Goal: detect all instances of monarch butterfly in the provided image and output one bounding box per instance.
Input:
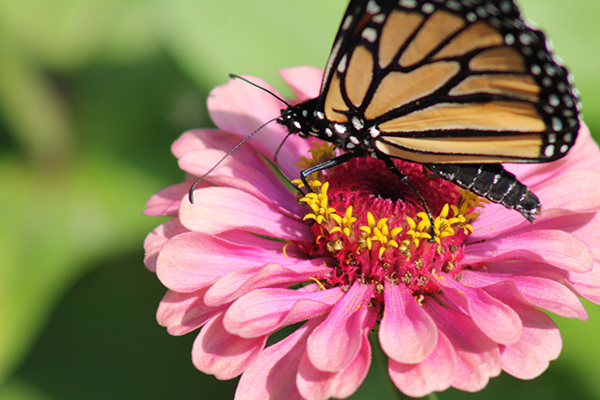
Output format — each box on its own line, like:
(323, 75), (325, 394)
(276, 0), (581, 222)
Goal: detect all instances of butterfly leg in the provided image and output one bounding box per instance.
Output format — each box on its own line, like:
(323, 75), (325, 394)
(382, 157), (436, 241)
(300, 152), (357, 192)
(424, 163), (541, 222)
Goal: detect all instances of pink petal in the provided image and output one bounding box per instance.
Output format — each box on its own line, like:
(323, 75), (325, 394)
(379, 281), (438, 364)
(180, 187), (311, 240)
(508, 124), (600, 185)
(569, 211), (600, 260)
(156, 231), (296, 292)
(569, 261), (600, 304)
(279, 66), (323, 101)
(461, 270), (588, 319)
(425, 300), (501, 392)
(307, 282), (375, 372)
(143, 218), (188, 273)
(499, 303), (562, 379)
(465, 229), (593, 273)
(172, 128), (219, 158)
(143, 182), (190, 216)
(192, 314), (267, 380)
(297, 307), (376, 400)
(207, 77), (310, 178)
(471, 169), (600, 241)
(389, 331), (456, 398)
(224, 287), (344, 338)
(156, 288), (225, 336)
(235, 319), (321, 400)
(179, 148), (300, 215)
(205, 260), (332, 307)
(438, 275), (523, 345)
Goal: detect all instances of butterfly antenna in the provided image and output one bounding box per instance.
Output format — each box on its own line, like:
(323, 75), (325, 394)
(229, 74), (291, 107)
(272, 132), (304, 193)
(188, 116), (279, 204)
(274, 132), (293, 174)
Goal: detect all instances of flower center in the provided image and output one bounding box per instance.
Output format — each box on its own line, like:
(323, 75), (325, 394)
(293, 143), (486, 302)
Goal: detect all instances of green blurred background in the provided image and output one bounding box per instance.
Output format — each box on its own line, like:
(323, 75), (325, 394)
(0, 0), (598, 399)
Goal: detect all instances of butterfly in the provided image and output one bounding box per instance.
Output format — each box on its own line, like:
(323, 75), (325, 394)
(276, 0), (581, 222)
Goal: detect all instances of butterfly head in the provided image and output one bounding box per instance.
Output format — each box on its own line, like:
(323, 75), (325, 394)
(278, 99), (376, 156)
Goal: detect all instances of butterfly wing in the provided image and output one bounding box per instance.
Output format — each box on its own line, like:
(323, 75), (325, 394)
(317, 0), (580, 163)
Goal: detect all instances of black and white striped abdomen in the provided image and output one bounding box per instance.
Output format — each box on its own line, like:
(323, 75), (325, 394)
(425, 163), (540, 222)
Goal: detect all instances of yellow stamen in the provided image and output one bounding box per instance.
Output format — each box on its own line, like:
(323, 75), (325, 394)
(309, 277), (327, 291)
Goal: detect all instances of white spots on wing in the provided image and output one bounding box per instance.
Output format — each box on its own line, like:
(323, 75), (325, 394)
(372, 13), (386, 24)
(544, 145), (555, 158)
(551, 117), (563, 132)
(334, 123), (347, 134)
(422, 3), (435, 14)
(367, 0), (381, 14)
(352, 117), (364, 130)
(342, 15), (353, 30)
(338, 54), (348, 73)
(504, 33), (515, 45)
(548, 94), (560, 107)
(399, 0), (417, 9)
(362, 27), (378, 42)
(446, 0), (462, 11)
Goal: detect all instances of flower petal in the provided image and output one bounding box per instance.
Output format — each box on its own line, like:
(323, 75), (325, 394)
(205, 260), (331, 307)
(425, 300), (501, 392)
(307, 282), (375, 372)
(297, 307), (376, 400)
(156, 231), (294, 292)
(171, 128), (224, 158)
(438, 275), (523, 345)
(143, 218), (188, 273)
(569, 261), (600, 305)
(462, 270), (588, 319)
(389, 331), (456, 398)
(224, 287), (344, 338)
(179, 148), (301, 215)
(143, 182), (190, 217)
(207, 77), (310, 178)
(235, 319), (320, 400)
(181, 187), (311, 240)
(157, 288), (225, 336)
(465, 229), (593, 273)
(192, 314), (267, 380)
(379, 281), (438, 363)
(472, 169), (600, 241)
(499, 303), (562, 379)
(508, 124), (600, 184)
(279, 66), (323, 101)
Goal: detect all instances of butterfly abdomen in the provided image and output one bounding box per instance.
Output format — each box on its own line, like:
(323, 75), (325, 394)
(425, 163), (540, 221)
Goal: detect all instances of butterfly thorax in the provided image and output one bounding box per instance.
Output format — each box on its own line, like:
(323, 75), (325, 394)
(278, 99), (375, 157)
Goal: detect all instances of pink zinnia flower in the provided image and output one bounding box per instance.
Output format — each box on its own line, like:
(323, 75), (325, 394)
(144, 66), (600, 399)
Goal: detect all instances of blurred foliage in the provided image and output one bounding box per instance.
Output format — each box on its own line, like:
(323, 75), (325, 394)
(0, 0), (598, 399)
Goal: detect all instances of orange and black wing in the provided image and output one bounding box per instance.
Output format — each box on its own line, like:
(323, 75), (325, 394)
(317, 0), (580, 164)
